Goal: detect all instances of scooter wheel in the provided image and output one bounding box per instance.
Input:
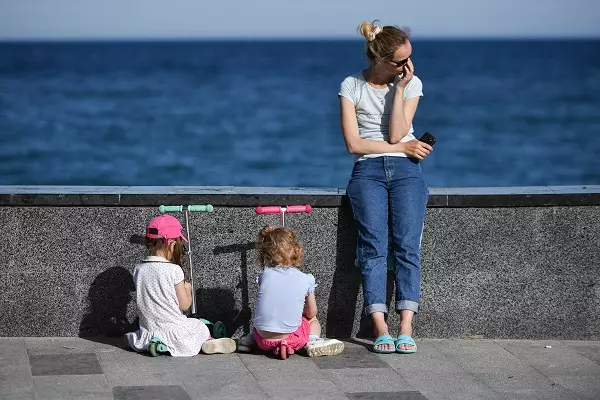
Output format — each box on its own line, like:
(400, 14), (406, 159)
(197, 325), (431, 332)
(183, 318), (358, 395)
(149, 342), (159, 357)
(212, 321), (227, 339)
(157, 343), (168, 353)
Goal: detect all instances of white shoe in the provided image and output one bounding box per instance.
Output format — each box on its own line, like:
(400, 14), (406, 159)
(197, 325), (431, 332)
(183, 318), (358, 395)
(305, 338), (344, 357)
(237, 332), (255, 353)
(201, 338), (236, 354)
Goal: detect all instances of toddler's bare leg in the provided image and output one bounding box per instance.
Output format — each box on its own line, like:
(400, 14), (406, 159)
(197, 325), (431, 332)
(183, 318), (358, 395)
(304, 317), (344, 357)
(307, 317), (321, 338)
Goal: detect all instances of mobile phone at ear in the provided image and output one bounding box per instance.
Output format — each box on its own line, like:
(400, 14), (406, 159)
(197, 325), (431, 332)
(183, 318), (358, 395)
(419, 132), (436, 146)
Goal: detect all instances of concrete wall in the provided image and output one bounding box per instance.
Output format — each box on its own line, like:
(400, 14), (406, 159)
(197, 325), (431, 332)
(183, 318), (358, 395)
(1, 186), (599, 339)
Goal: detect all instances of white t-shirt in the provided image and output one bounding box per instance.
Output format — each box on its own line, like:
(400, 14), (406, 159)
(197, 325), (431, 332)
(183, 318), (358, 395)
(126, 256), (210, 357)
(338, 72), (424, 161)
(253, 267), (317, 334)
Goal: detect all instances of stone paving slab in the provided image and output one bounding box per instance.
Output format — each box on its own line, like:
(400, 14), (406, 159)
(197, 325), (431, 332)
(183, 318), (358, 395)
(1, 337), (599, 400)
(113, 385), (191, 400)
(30, 353), (103, 376)
(238, 351), (328, 382)
(322, 367), (415, 393)
(347, 393), (428, 400)
(257, 379), (349, 400)
(380, 339), (505, 400)
(24, 337), (127, 355)
(0, 338), (34, 399)
(172, 354), (267, 400)
(496, 340), (600, 400)
(431, 339), (577, 400)
(0, 364), (34, 400)
(562, 340), (600, 365)
(33, 375), (112, 400)
(97, 350), (181, 387)
(183, 372), (267, 400)
(0, 338), (29, 364)
(311, 342), (390, 370)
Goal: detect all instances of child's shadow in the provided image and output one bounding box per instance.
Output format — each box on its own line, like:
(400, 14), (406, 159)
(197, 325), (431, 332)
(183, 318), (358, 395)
(212, 241), (256, 337)
(195, 287), (240, 337)
(79, 266), (138, 344)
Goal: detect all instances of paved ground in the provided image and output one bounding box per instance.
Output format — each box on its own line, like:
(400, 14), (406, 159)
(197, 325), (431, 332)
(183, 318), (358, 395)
(1, 337), (599, 400)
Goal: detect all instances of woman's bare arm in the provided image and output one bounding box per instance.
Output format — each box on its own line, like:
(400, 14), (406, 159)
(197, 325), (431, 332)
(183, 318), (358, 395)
(340, 96), (431, 159)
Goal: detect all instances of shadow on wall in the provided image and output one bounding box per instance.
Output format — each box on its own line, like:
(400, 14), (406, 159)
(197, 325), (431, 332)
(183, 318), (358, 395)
(211, 241), (256, 336)
(79, 234), (252, 341)
(79, 266), (138, 338)
(327, 197), (397, 338)
(327, 197), (364, 338)
(196, 288), (239, 337)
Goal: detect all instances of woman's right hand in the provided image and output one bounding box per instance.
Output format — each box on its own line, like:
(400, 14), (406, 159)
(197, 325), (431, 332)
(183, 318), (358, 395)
(398, 58), (415, 89)
(398, 140), (432, 160)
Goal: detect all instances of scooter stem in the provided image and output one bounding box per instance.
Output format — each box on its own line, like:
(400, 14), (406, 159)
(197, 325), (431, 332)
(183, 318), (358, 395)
(184, 209), (196, 315)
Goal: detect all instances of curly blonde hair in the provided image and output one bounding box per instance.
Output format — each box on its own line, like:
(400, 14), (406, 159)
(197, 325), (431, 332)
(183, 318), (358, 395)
(257, 226), (303, 268)
(358, 20), (411, 65)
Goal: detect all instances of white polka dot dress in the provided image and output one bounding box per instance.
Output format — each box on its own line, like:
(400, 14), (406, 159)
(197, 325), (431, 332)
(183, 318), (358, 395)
(126, 256), (210, 356)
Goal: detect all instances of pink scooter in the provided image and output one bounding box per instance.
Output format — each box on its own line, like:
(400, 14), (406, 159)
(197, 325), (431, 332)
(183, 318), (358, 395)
(252, 204), (312, 359)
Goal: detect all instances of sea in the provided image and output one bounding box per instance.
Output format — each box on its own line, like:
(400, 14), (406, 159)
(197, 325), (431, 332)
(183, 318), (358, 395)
(1, 39), (599, 188)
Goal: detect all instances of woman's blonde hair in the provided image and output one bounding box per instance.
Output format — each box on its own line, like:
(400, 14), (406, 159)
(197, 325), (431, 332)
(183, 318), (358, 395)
(358, 20), (411, 65)
(146, 237), (185, 266)
(257, 226), (303, 268)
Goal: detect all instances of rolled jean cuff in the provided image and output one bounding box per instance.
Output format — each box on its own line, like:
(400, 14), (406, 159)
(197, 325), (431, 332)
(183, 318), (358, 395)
(364, 303), (388, 315)
(396, 300), (419, 314)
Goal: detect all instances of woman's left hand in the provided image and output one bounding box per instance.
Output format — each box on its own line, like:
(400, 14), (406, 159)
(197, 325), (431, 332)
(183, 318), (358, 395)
(398, 58), (414, 89)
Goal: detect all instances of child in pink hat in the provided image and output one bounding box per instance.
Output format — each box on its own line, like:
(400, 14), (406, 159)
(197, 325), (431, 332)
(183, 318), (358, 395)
(126, 214), (235, 356)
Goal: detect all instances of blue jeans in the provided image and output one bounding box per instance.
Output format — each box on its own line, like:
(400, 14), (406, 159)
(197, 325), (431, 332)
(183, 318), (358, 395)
(346, 156), (429, 315)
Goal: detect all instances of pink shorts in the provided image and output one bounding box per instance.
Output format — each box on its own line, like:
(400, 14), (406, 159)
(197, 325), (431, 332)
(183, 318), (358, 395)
(253, 317), (310, 357)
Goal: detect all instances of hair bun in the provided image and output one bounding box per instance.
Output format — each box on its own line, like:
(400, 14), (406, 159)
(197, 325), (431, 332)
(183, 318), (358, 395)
(358, 20), (382, 42)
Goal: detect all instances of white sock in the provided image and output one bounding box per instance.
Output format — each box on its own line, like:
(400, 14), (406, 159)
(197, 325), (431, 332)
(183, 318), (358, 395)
(309, 334), (320, 343)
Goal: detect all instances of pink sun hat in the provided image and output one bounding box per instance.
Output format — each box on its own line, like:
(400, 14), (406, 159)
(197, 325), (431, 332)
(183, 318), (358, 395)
(145, 214), (188, 242)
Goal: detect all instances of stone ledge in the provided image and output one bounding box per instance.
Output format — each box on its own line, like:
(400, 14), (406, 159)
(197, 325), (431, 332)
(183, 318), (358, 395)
(1, 185), (599, 207)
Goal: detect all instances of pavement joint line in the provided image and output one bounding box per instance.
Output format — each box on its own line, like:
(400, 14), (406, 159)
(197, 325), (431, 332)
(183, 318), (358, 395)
(428, 340), (514, 400)
(235, 353), (273, 399)
(558, 340), (600, 367)
(492, 340), (586, 400)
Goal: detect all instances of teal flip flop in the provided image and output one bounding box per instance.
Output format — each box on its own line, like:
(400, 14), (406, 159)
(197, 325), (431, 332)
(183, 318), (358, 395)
(373, 334), (396, 354)
(395, 334), (417, 354)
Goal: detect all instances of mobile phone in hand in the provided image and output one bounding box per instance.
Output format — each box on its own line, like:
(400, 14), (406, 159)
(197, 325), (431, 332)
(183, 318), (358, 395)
(419, 132), (436, 146)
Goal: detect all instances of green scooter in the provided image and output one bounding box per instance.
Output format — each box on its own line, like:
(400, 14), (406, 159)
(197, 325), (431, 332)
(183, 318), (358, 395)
(147, 204), (226, 356)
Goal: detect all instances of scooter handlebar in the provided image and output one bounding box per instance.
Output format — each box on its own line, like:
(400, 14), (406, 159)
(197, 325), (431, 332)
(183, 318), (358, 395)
(159, 205), (214, 213)
(159, 205), (183, 213)
(286, 205), (312, 213)
(255, 206), (282, 215)
(188, 205), (214, 213)
(255, 205), (312, 214)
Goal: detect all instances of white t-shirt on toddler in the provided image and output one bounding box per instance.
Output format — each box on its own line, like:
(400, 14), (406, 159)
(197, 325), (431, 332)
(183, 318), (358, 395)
(253, 266), (317, 334)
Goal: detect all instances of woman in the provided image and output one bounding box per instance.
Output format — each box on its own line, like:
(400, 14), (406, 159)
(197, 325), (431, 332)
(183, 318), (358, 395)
(338, 20), (432, 354)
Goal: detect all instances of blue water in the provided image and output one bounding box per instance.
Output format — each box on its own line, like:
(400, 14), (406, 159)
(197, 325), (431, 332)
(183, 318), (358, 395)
(1, 40), (599, 188)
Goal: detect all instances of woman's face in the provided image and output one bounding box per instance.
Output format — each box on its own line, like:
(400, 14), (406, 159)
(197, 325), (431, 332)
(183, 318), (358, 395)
(382, 41), (412, 75)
